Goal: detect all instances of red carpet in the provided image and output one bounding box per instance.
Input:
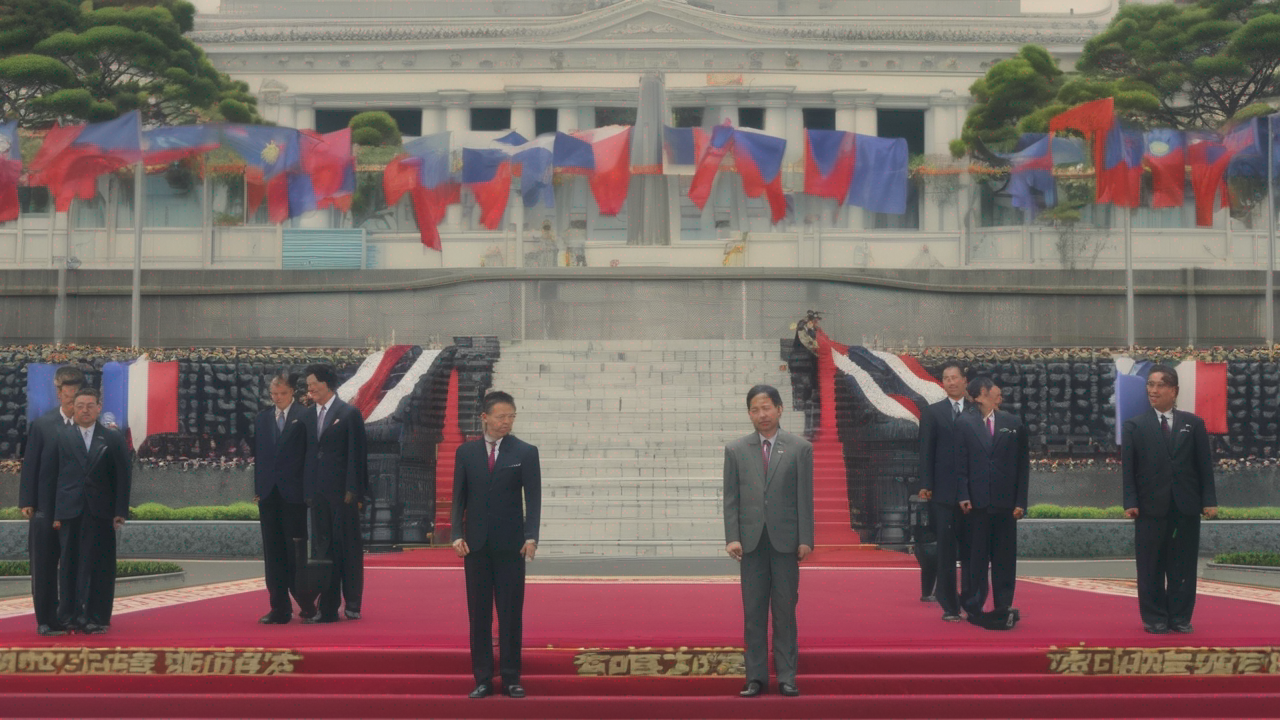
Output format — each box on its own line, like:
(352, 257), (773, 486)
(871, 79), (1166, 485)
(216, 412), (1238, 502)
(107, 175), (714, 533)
(432, 367), (463, 544)
(2, 567), (1278, 717)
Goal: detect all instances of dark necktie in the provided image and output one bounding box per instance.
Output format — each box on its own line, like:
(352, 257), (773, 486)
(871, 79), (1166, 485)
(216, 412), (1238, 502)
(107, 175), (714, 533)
(316, 406), (326, 440)
(762, 439), (771, 475)
(953, 402), (962, 420)
(276, 409), (285, 437)
(487, 441), (497, 472)
(1161, 414), (1170, 438)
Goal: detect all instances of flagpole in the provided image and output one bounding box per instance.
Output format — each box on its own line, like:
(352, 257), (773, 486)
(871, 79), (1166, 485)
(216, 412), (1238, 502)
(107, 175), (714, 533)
(131, 117), (144, 350)
(1125, 206), (1135, 349)
(1267, 114), (1276, 348)
(52, 209), (65, 345)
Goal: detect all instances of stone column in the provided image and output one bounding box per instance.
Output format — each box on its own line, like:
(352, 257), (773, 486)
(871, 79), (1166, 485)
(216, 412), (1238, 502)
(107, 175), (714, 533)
(420, 100), (443, 137)
(440, 91), (470, 230)
(508, 87), (538, 139)
(275, 98), (297, 129)
(849, 95), (880, 231)
(555, 96), (580, 133)
(926, 92), (966, 234)
(294, 99), (315, 131)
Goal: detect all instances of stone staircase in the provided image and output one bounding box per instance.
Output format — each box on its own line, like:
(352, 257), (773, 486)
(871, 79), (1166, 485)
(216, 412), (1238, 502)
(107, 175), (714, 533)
(493, 340), (794, 558)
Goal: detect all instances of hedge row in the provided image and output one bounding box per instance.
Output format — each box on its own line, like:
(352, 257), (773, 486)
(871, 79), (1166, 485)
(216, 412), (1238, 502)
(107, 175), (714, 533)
(0, 503), (259, 521)
(0, 560), (182, 577)
(1214, 552), (1280, 567)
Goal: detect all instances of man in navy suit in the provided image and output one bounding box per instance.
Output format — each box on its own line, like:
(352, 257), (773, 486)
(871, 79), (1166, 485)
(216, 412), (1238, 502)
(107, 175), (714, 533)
(955, 376), (1029, 628)
(302, 364), (367, 624)
(451, 391), (541, 700)
(253, 373), (312, 624)
(917, 360), (972, 622)
(1122, 364), (1217, 634)
(19, 366), (85, 636)
(41, 387), (132, 634)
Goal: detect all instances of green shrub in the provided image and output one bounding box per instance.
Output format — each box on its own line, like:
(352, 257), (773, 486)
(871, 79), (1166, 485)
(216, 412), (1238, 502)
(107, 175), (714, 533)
(0, 507), (23, 520)
(130, 502), (259, 521)
(0, 561), (181, 577)
(1216, 507), (1280, 520)
(349, 111), (401, 147)
(1214, 552), (1280, 567)
(1026, 504), (1126, 519)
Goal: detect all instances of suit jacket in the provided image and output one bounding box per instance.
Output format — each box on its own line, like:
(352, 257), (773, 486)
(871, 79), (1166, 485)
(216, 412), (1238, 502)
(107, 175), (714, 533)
(302, 397), (368, 502)
(723, 429), (815, 554)
(955, 410), (1029, 511)
(19, 408), (72, 513)
(252, 402), (307, 503)
(450, 434), (542, 553)
(39, 422), (132, 521)
(1122, 409), (1216, 517)
(918, 397), (972, 504)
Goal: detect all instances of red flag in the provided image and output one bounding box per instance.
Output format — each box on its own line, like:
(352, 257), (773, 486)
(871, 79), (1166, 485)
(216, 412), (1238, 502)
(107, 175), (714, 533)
(0, 121), (20, 223)
(1049, 98), (1117, 206)
(409, 184), (459, 252)
(467, 159), (511, 231)
(1188, 136), (1231, 227)
(804, 129), (856, 201)
(299, 128), (353, 206)
(245, 167), (289, 223)
(688, 123), (734, 211)
(383, 154), (420, 206)
(577, 126), (632, 216)
(1142, 129), (1185, 208)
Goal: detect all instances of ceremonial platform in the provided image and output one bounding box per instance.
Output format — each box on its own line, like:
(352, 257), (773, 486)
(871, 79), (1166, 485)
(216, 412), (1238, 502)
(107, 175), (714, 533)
(2, 551), (1279, 718)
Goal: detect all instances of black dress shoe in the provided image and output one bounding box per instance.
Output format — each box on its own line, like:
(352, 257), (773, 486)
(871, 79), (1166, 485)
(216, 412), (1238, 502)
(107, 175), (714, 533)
(1172, 622), (1193, 634)
(779, 682), (800, 697)
(298, 605), (317, 620)
(304, 614), (340, 624)
(920, 594), (937, 603)
(259, 612), (291, 625)
(942, 613), (962, 623)
(1144, 622), (1170, 634)
(503, 683), (525, 698)
(468, 683), (493, 699)
(82, 623), (108, 635)
(739, 680), (766, 697)
(37, 624), (67, 637)
(343, 609), (361, 620)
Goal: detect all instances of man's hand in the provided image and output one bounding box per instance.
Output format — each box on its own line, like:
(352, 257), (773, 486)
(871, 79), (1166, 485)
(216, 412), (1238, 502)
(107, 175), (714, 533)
(1203, 506), (1218, 520)
(20, 506), (33, 520)
(253, 496), (260, 504)
(797, 544), (812, 561)
(918, 489), (932, 501)
(521, 540), (538, 561)
(344, 491), (356, 505)
(1012, 507), (1025, 520)
(113, 516), (126, 530)
(52, 520), (61, 530)
(959, 501), (972, 514)
(1124, 507), (1139, 519)
(726, 541), (743, 561)
(451, 538), (470, 558)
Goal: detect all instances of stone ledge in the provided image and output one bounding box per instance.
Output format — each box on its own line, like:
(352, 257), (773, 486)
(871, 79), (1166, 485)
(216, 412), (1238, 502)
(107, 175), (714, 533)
(0, 521), (262, 560)
(1017, 520), (1280, 559)
(0, 571), (186, 599)
(1202, 563), (1280, 589)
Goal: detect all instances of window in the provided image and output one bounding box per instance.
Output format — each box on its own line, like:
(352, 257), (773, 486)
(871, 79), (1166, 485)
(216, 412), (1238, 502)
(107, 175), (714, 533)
(71, 177), (108, 229)
(802, 108), (836, 131)
(594, 107), (636, 127)
(672, 107), (704, 128)
(535, 108), (558, 137)
(471, 108), (512, 131)
(315, 108), (422, 136)
(868, 109), (925, 230)
(116, 167), (203, 228)
(738, 107), (765, 130)
(18, 187), (51, 216)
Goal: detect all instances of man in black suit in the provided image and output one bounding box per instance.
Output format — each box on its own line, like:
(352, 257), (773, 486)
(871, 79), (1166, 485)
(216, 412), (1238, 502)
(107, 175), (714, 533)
(955, 376), (1029, 629)
(253, 373), (313, 624)
(19, 366), (85, 636)
(451, 391), (542, 700)
(41, 387), (131, 634)
(302, 364), (368, 624)
(1122, 364), (1217, 635)
(917, 360), (972, 622)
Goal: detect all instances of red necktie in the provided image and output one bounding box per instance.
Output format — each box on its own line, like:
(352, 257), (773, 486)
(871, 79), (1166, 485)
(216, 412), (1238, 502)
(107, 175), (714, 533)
(487, 441), (497, 472)
(987, 416), (994, 437)
(762, 439), (771, 474)
(1161, 414), (1170, 438)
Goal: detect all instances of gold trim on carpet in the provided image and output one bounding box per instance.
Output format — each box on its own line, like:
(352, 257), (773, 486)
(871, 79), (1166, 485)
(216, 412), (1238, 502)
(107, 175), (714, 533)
(0, 647), (302, 675)
(1023, 576), (1280, 606)
(1047, 646), (1280, 676)
(571, 647), (746, 677)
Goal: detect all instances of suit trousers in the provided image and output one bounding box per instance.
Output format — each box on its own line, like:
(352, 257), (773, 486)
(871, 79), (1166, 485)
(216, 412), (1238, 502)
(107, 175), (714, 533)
(740, 527), (801, 685)
(464, 542), (526, 686)
(931, 502), (972, 616)
(311, 495), (363, 618)
(28, 513), (61, 627)
(963, 508), (1017, 616)
(56, 515), (116, 627)
(1135, 513), (1201, 626)
(258, 489), (308, 615)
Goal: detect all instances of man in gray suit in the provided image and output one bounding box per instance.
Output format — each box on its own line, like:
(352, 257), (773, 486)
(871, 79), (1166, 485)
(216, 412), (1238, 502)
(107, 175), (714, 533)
(723, 384), (814, 698)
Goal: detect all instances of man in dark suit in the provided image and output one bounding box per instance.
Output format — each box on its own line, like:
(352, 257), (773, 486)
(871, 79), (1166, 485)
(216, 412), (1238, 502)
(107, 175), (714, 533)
(917, 360), (972, 622)
(302, 364), (367, 624)
(19, 366), (85, 636)
(451, 391), (541, 700)
(253, 373), (313, 624)
(955, 376), (1029, 629)
(41, 387), (131, 634)
(724, 385), (814, 698)
(1122, 364), (1217, 635)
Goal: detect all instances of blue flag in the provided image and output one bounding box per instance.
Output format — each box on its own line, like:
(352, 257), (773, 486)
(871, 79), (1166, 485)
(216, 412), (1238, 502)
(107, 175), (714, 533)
(220, 125), (300, 179)
(26, 364), (61, 422)
(847, 135), (908, 215)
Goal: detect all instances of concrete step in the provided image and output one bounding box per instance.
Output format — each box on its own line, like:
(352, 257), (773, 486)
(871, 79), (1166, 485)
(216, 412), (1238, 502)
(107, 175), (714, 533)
(535, 539), (725, 558)
(539, 519), (724, 543)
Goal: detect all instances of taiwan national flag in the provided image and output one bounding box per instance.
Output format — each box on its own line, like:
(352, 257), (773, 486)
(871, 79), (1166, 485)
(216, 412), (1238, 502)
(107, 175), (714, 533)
(731, 128), (787, 224)
(804, 129), (856, 201)
(142, 125), (220, 165)
(29, 112), (143, 212)
(220, 125), (300, 180)
(0, 120), (19, 223)
(1187, 133), (1231, 226)
(1098, 123), (1143, 208)
(1007, 134), (1057, 214)
(384, 132), (457, 251)
(100, 355), (180, 451)
(846, 135), (909, 215)
(462, 145), (514, 231)
(1143, 129), (1186, 208)
(291, 128), (355, 214)
(688, 122), (735, 211)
